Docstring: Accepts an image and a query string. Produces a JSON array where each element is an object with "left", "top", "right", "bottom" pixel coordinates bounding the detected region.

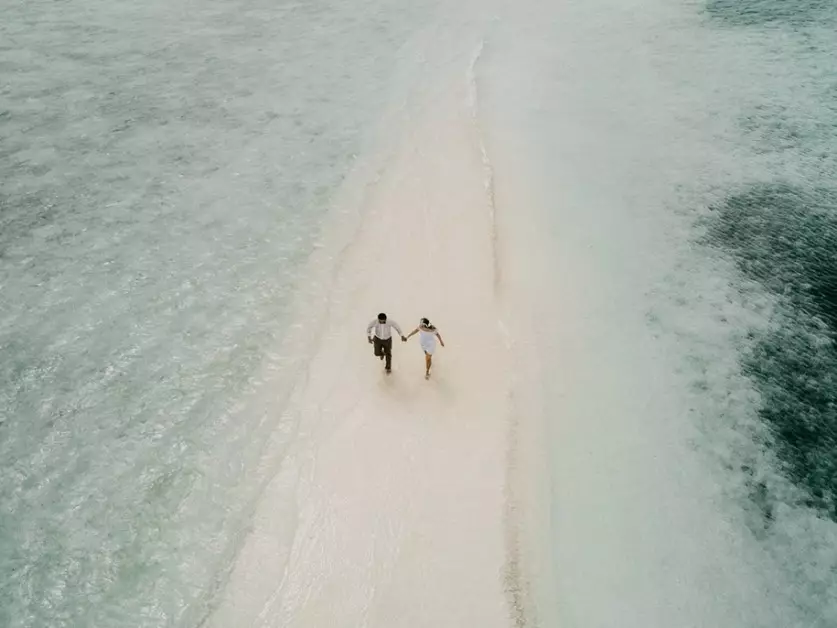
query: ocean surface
[
  {"left": 2, "top": 0, "right": 836, "bottom": 626},
  {"left": 479, "top": 0, "right": 837, "bottom": 625}
]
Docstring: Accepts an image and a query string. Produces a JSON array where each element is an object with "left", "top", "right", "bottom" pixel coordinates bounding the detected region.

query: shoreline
[{"left": 205, "top": 36, "right": 520, "bottom": 628}]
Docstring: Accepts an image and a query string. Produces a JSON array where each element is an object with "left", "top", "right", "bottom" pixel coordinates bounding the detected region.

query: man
[{"left": 366, "top": 312, "right": 406, "bottom": 373}]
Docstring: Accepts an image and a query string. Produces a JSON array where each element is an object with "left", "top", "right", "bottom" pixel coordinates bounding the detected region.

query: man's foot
[
  {"left": 379, "top": 354, "right": 384, "bottom": 360},
  {"left": 385, "top": 367, "right": 392, "bottom": 374}
]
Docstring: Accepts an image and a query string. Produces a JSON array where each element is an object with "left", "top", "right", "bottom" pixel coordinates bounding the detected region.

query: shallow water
[
  {"left": 479, "top": 0, "right": 837, "bottom": 625},
  {"left": 1, "top": 0, "right": 438, "bottom": 624}
]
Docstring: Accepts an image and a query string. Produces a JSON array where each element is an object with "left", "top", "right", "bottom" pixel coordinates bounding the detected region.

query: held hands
[{"left": 401, "top": 336, "right": 407, "bottom": 342}]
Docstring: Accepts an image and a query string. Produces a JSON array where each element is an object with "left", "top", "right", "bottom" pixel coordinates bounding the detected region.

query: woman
[{"left": 404, "top": 318, "right": 445, "bottom": 379}]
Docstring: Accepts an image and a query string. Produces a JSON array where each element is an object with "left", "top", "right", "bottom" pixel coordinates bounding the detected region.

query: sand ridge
[{"left": 207, "top": 39, "right": 514, "bottom": 628}]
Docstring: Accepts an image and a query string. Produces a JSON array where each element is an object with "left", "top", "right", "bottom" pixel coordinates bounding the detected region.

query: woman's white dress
[{"left": 419, "top": 327, "right": 438, "bottom": 354}]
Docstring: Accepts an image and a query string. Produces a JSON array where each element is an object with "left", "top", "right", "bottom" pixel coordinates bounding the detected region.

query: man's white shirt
[{"left": 367, "top": 319, "right": 403, "bottom": 339}]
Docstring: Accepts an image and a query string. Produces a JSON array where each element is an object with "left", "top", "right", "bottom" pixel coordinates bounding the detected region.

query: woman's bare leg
[{"left": 425, "top": 353, "right": 432, "bottom": 378}]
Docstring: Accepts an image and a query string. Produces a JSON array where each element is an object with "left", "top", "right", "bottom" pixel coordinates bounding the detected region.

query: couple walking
[{"left": 366, "top": 312, "right": 445, "bottom": 379}]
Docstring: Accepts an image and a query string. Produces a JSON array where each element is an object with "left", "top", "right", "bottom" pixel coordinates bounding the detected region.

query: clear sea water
[
  {"left": 1, "top": 0, "right": 438, "bottom": 624},
  {"left": 480, "top": 0, "right": 837, "bottom": 625}
]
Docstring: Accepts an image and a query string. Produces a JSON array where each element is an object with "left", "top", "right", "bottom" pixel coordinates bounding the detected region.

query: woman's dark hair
[{"left": 420, "top": 318, "right": 435, "bottom": 330}]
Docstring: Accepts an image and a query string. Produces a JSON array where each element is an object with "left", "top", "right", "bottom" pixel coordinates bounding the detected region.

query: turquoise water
[
  {"left": 479, "top": 0, "right": 837, "bottom": 625},
  {"left": 703, "top": 0, "right": 837, "bottom": 523},
  {"left": 699, "top": 6, "right": 837, "bottom": 621},
  {"left": 1, "top": 0, "right": 435, "bottom": 625}
]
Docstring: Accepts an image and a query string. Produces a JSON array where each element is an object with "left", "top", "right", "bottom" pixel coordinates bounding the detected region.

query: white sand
[{"left": 206, "top": 46, "right": 514, "bottom": 628}]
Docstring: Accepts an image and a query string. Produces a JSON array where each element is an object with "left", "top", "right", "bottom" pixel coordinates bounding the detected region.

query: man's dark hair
[{"left": 378, "top": 312, "right": 387, "bottom": 322}]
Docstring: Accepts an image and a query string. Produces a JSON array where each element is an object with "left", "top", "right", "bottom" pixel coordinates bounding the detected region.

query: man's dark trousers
[{"left": 373, "top": 336, "right": 393, "bottom": 370}]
